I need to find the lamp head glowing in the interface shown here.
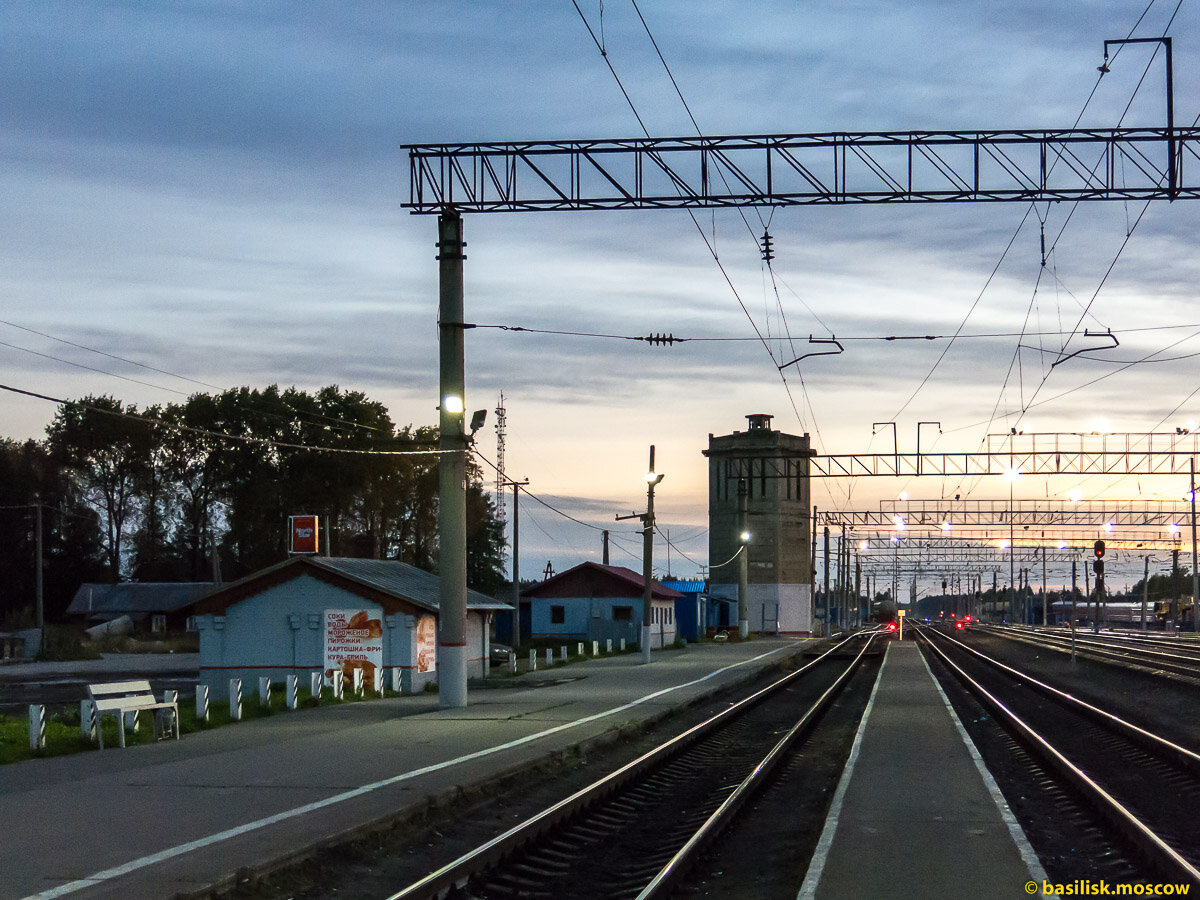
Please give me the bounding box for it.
[1004,467,1021,482]
[442,395,464,415]
[740,531,752,543]
[1068,488,1082,502]
[859,540,868,551]
[941,520,952,532]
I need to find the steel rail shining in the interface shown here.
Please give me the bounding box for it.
[637,633,879,899]
[385,632,872,900]
[916,627,1200,887]
[982,625,1200,681]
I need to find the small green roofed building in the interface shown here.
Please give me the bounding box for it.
[189,556,510,699]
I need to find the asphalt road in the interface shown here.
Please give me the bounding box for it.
[0,653,199,714]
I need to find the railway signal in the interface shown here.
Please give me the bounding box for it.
[1094,539,1105,575]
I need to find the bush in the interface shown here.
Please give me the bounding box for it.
[39,625,101,661]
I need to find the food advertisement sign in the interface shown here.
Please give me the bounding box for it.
[324,609,382,689]
[416,614,436,674]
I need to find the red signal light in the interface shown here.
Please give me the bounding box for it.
[955,622,963,629]
[886,622,897,632]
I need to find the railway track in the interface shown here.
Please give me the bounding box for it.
[980,624,1200,680]
[385,632,882,900]
[916,624,1200,889]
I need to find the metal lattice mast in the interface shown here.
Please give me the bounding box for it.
[494,392,507,526]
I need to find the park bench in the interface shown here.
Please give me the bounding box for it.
[86,680,179,749]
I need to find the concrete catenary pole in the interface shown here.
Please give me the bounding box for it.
[1142,554,1150,630]
[823,526,831,637]
[511,480,520,640]
[737,477,749,639]
[437,211,468,708]
[35,495,43,631]
[1191,457,1198,632]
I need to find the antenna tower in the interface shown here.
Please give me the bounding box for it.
[494,392,507,525]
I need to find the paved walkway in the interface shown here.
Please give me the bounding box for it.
[801,640,1051,900]
[1,640,806,899]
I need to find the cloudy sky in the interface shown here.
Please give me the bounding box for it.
[3,1,1198,587]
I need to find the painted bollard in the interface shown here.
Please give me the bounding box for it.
[332,670,344,700]
[560,646,568,663]
[310,671,323,701]
[606,639,612,653]
[391,667,403,694]
[376,670,385,698]
[80,699,97,742]
[259,677,272,708]
[545,648,553,668]
[577,642,584,658]
[353,668,364,697]
[229,678,242,721]
[620,638,626,651]
[287,675,300,710]
[196,684,210,723]
[161,689,179,737]
[592,640,599,656]
[507,651,516,673]
[29,704,45,750]
[529,649,537,671]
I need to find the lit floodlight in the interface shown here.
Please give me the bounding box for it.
[1168,522,1179,535]
[1104,521,1113,533]
[941,520,952,532]
[1004,467,1021,482]
[893,515,905,531]
[1091,417,1111,434]
[740,530,752,543]
[442,395,464,415]
[998,539,1009,549]
[859,540,868,551]
[1058,540,1066,550]
[1068,488,1082,502]
[899,491,909,501]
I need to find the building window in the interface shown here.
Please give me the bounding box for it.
[613,605,633,622]
[550,605,565,625]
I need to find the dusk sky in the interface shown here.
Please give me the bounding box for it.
[3,2,1198,588]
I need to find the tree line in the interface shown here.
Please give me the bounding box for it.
[0,385,506,625]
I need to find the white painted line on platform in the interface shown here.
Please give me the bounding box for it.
[23,645,793,899]
[796,641,887,900]
[916,644,1056,893]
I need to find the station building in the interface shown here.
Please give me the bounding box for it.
[703,414,816,635]
[522,562,682,649]
[189,556,509,699]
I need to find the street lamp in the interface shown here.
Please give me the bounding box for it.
[738,527,751,639]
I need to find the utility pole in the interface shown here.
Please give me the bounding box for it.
[34,501,43,633]
[823,526,831,637]
[1041,547,1047,628]
[618,445,664,664]
[1070,560,1078,663]
[509,478,529,644]
[437,210,468,709]
[1142,554,1151,630]
[738,477,749,639]
[1191,457,1198,632]
[602,529,610,565]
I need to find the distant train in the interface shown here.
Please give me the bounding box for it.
[873,599,898,624]
[1047,599,1193,628]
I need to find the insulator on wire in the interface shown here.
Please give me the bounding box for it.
[643,333,679,346]
[760,230,774,263]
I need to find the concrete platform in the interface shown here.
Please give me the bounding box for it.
[800,640,1052,900]
[0,640,805,899]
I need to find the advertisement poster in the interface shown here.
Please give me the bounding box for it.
[289,515,319,554]
[416,615,436,674]
[324,608,383,689]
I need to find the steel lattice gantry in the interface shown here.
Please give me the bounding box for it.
[820,499,1193,528]
[406,128,1200,213]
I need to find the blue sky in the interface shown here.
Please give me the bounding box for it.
[3,2,1198,588]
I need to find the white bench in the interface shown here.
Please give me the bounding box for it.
[86,680,179,749]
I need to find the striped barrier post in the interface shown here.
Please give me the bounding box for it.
[258,677,272,708]
[29,704,45,751]
[545,648,553,668]
[286,675,299,710]
[376,670,385,698]
[577,643,584,658]
[620,638,626,651]
[196,684,209,723]
[507,651,516,673]
[229,678,242,721]
[310,671,323,702]
[529,649,537,671]
[606,639,612,653]
[560,646,568,663]
[592,640,599,656]
[352,668,364,697]
[332,670,344,700]
[391,667,402,694]
[80,699,97,742]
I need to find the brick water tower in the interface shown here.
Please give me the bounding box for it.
[703,414,814,635]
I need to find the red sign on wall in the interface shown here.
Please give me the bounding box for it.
[289,515,319,554]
